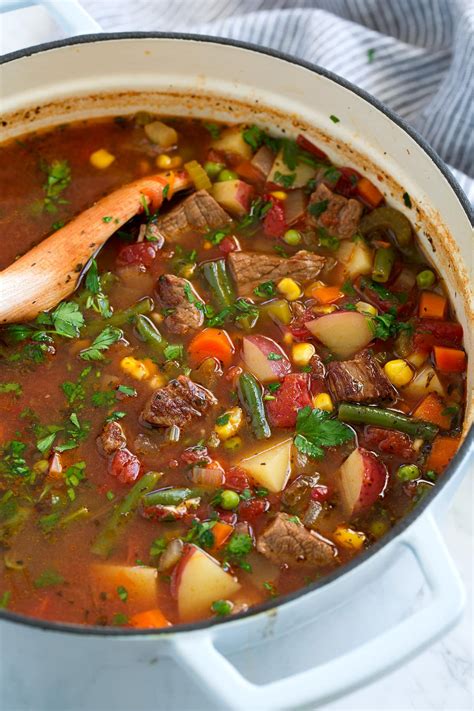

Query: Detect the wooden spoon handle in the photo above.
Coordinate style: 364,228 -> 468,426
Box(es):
0,171 -> 190,324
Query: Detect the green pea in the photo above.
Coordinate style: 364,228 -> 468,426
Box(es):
416,269 -> 435,289
217,169 -> 238,182
204,161 -> 224,178
397,464 -> 420,481
219,490 -> 240,510
283,229 -> 302,246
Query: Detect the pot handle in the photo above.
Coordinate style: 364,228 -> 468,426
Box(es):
1,0 -> 101,35
172,512 -> 465,710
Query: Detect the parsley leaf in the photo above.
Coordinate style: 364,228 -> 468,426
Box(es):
79,326 -> 122,361
185,519 -> 216,548
204,122 -> 221,139
317,227 -> 340,251
268,352 -> 283,361
40,159 -> 71,213
0,383 -> 22,397
164,344 -> 184,361
309,200 -> 329,218
369,311 -> 413,341
294,406 -> 354,459
367,48 -> 376,63
211,599 -> 232,616
150,537 -> 167,557
403,192 -> 412,208
0,440 -> 31,478
34,568 -> 64,588
84,260 -> 113,319
253,281 -> 276,298
50,301 -> 84,338
242,124 -> 264,150
329,115 -> 340,124
273,171 -> 296,188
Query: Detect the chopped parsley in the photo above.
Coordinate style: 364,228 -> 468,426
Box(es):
207,228 -> 230,246
0,440 -> 31,478
34,568 -> 64,588
341,280 -> 356,296
84,260 -> 113,319
225,533 -> 253,572
323,166 -> 342,183
242,124 -> 264,150
211,599 -> 232,616
34,301 -> 85,339
0,591 -> 11,609
91,390 -> 116,408
403,192 -> 412,208
216,413 -> 231,426
238,197 -> 272,232
253,281 -> 276,298
329,115 -> 340,123
317,227 -> 340,251
367,48 -> 376,63
309,199 -> 329,218
369,311 -> 413,340
63,461 -> 86,501
294,406 -> 354,459
61,367 -> 92,406
263,581 -> 278,597
164,344 -> 184,361
112,613 -> 129,626
273,171 -> 296,188
150,537 -> 167,557
185,519 -> 216,548
79,326 -> 122,361
102,216 -> 113,223
0,383 -> 22,396
117,585 -> 128,602
267,352 -> 283,361
204,122 -> 221,139
117,385 -> 137,397
40,159 -> 71,213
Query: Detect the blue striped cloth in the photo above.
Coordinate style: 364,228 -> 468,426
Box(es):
82,0 -> 473,204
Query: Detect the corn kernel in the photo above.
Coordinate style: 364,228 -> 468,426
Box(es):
277,277 -> 302,301
156,154 -> 172,169
383,359 -> 413,387
312,392 -> 334,412
283,332 -> 294,345
333,526 -> 366,551
90,148 -> 115,169
312,304 -> 337,315
214,407 -> 243,440
356,301 -> 378,316
120,356 -> 152,381
406,350 -> 428,368
223,436 -> 242,451
270,191 -> 287,200
292,342 -> 315,367
203,240 -> 213,250
304,280 -> 325,297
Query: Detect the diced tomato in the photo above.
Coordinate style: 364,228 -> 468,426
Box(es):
362,427 -> 416,461
334,167 -> 361,198
288,308 -> 316,340
218,235 -> 239,254
296,134 -> 329,161
262,195 -> 287,238
225,467 -> 251,492
412,319 -> 464,351
355,276 -> 407,314
116,242 -> 160,268
180,446 -> 211,466
266,373 -> 312,428
109,448 -> 141,484
141,504 -> 186,521
217,511 -> 238,526
310,484 -> 332,502
239,498 -> 270,522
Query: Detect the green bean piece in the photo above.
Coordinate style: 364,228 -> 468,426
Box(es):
359,207 -> 413,247
337,403 -> 438,441
85,297 -> 154,337
91,470 -> 162,557
201,260 -> 235,310
141,487 -> 200,507
135,314 -> 167,353
372,246 -> 396,283
238,372 -> 271,440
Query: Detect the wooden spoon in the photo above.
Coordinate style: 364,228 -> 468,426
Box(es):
0,171 -> 190,324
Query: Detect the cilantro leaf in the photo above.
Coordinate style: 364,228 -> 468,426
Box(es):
294,406 -> 354,459
79,326 -> 122,361
50,301 -> 84,338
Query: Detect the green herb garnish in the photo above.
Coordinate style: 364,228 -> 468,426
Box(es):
294,406 -> 354,459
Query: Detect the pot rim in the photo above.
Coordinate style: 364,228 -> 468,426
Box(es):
0,31 -> 472,638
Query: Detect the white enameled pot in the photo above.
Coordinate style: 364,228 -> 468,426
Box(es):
0,14 -> 473,711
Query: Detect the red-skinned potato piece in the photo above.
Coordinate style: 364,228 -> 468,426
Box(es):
212,179 -> 254,217
242,335 -> 291,383
306,311 -> 373,360
337,447 -> 388,517
266,373 -> 312,427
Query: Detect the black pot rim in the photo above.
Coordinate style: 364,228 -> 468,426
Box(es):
0,31 -> 472,638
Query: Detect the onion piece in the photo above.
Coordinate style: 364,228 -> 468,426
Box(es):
144,120 -> 178,148
250,145 -> 275,179
158,538 -> 184,572
191,464 -> 225,488
283,189 -> 307,226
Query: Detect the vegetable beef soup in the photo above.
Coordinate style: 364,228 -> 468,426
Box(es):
0,115 -> 467,627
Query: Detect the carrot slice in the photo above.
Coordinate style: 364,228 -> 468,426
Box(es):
311,285 -> 343,304
426,436 -> 461,473
433,346 -> 466,373
129,608 -> 171,629
212,521 -> 234,550
188,328 -> 235,368
413,393 -> 452,429
418,292 -> 447,319
357,177 -> 384,208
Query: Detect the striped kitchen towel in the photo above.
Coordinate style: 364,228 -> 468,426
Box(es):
82,0 -> 473,204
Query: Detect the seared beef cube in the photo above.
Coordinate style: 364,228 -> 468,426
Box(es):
326,350 -> 395,403
141,375 -> 217,429
97,420 -> 126,455
308,183 -> 363,240
228,250 -> 325,297
257,513 -> 336,568
156,189 -> 231,241
156,274 -> 204,334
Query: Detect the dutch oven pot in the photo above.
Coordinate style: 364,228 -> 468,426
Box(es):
0,21 -> 473,711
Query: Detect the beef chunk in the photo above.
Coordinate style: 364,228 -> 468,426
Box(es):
141,375 -> 217,429
156,189 -> 231,241
98,420 -> 126,455
326,350 -> 395,403
228,250 -> 325,297
156,274 -> 204,334
308,183 -> 363,240
257,513 -> 336,568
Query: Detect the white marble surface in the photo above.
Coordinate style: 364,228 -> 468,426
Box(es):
1,6 -> 472,710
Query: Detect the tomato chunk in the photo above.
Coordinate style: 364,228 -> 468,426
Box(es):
239,498 -> 270,522
266,373 -> 312,428
262,196 -> 287,238
116,242 -> 160,268
362,427 -> 416,461
109,448 -> 141,484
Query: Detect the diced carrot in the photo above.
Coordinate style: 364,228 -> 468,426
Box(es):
426,436 -> 461,473
130,608 -> 171,629
357,177 -> 384,208
212,521 -> 234,550
433,346 -> 466,373
235,160 -> 264,183
188,328 -> 235,368
418,292 -> 447,320
413,393 -> 452,430
311,285 -> 343,304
